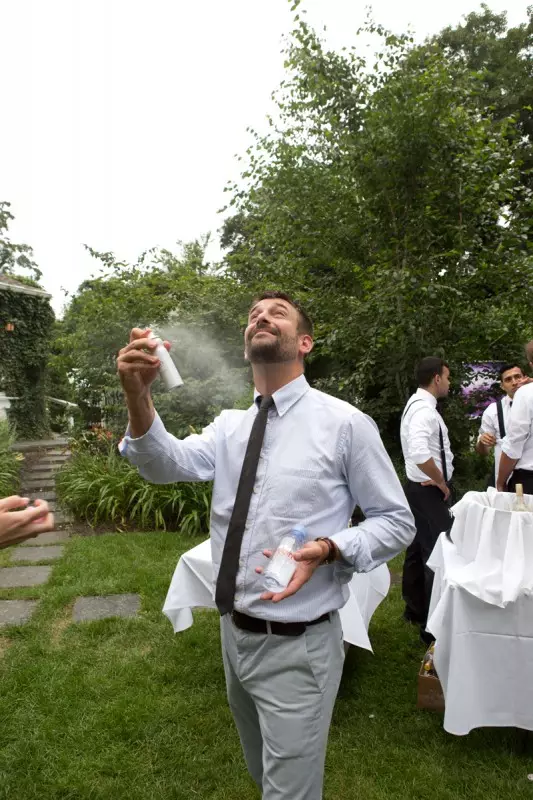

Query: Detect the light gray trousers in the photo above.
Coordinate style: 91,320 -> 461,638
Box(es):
220,611 -> 345,800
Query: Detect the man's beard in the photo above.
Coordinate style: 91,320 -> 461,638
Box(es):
246,329 -> 299,364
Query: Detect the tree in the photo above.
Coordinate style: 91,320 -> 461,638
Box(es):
0,203 -> 53,438
222,10 -> 533,477
0,202 -> 42,282
56,242 -> 251,437
408,5 -> 533,195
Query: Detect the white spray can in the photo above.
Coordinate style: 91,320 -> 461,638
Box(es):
148,331 -> 184,390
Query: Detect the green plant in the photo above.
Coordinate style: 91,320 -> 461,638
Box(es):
0,420 -> 22,496
68,424 -> 116,457
56,448 -> 212,534
0,203 -> 54,439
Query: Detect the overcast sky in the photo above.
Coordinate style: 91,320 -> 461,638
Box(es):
1,0 -> 530,314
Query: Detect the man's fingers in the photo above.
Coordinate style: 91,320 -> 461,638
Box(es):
255,566 -> 264,574
24,502 -> 51,523
262,549 -> 273,558
269,578 -> 303,603
118,350 -> 159,367
0,496 -> 29,513
9,504 -> 50,527
292,543 -> 323,562
120,338 -> 157,357
129,327 -> 152,342
262,573 -> 307,603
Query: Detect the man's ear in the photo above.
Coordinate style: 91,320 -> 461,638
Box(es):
300,335 -> 314,356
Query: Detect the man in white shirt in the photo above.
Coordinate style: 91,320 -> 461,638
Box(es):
117,290 -> 414,800
400,357 -> 454,644
475,364 -> 524,485
497,377 -> 533,494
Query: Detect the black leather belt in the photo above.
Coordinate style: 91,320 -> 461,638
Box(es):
231,610 -> 330,636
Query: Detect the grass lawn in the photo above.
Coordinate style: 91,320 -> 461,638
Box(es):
0,534 -> 531,799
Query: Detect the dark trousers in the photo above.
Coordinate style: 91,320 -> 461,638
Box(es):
507,469 -> 533,495
402,481 -> 452,627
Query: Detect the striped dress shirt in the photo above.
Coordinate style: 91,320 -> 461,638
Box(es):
119,375 -> 414,622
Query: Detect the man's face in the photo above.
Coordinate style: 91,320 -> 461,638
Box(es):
244,298 -> 312,364
435,366 -> 450,398
501,367 -> 523,398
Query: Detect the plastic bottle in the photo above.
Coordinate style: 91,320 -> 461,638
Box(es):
263,525 -> 307,592
513,483 -> 530,512
149,332 -> 184,391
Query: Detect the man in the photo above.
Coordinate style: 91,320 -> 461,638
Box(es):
400,356 -> 454,645
497,381 -> 533,494
117,290 -> 414,800
476,364 -> 524,485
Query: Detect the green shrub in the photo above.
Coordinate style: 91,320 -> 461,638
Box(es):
56,446 -> 211,534
0,420 -> 22,497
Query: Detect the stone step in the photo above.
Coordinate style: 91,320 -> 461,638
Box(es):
13,440 -> 69,453
20,531 -> 70,546
25,458 -> 67,468
53,513 -> 72,526
11,545 -> 64,563
0,600 -> 39,627
22,475 -> 57,487
30,458 -> 69,469
72,594 -> 140,622
22,490 -> 57,503
0,566 -> 52,588
21,471 -> 58,482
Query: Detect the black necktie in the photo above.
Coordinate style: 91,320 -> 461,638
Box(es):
215,395 -> 275,615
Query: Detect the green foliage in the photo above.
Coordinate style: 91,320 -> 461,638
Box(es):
0,204 -> 55,439
222,9 -> 533,467
0,201 -> 42,282
413,5 -> 533,189
55,241 -> 251,437
56,445 -> 212,534
0,290 -> 54,440
0,420 -> 22,496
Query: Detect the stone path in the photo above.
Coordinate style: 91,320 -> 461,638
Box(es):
11,545 -> 64,563
73,594 -> 140,622
0,600 -> 39,626
15,437 -> 72,528
0,437 -> 141,629
0,540 -> 142,627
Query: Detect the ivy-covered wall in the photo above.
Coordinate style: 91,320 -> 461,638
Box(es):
0,289 -> 55,440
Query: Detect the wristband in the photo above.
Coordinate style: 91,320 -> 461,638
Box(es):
315,537 -> 337,565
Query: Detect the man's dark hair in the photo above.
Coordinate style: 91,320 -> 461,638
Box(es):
416,356 -> 449,388
499,363 -> 523,380
250,291 -> 314,336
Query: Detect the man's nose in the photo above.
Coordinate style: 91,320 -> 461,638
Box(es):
256,311 -> 271,326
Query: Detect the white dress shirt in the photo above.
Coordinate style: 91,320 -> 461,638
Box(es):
477,395 -> 512,480
400,388 -> 454,483
119,375 -> 414,623
501,383 -> 533,470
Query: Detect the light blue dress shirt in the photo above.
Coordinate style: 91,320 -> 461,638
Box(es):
120,375 -> 415,622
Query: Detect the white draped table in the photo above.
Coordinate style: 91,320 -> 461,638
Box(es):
163,538 -> 390,652
427,488 -> 533,735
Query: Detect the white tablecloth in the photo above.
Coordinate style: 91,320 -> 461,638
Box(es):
448,488 -> 533,607
427,534 -> 533,735
163,538 -> 390,652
